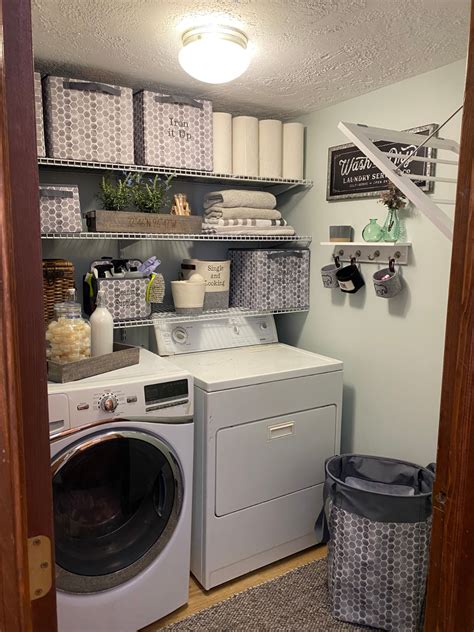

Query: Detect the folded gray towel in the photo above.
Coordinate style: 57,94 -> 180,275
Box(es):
204,218 -> 287,227
202,224 -> 296,236
204,207 -> 282,220
204,189 -> 277,210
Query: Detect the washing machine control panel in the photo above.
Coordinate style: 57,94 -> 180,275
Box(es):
48,375 -> 193,437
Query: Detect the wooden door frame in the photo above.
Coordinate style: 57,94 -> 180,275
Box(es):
0,0 -> 57,630
424,2 -> 474,630
0,0 -> 473,630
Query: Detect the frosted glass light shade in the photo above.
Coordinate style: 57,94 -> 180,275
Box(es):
178,25 -> 250,84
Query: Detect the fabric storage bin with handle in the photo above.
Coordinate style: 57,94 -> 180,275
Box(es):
43,76 -> 134,163
34,72 -> 46,157
229,248 -> 310,310
42,259 -> 75,325
39,184 -> 82,234
134,90 -> 213,170
317,454 -> 435,632
94,278 -> 151,321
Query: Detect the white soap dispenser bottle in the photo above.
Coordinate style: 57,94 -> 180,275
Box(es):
90,290 -> 114,357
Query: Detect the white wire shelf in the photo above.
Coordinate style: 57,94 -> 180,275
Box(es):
42,231 -> 312,243
113,306 -> 309,329
38,157 -> 313,192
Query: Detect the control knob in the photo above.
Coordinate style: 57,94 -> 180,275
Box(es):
99,394 -> 118,413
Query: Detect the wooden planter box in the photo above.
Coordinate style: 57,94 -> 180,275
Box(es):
86,210 -> 202,234
47,343 -> 140,383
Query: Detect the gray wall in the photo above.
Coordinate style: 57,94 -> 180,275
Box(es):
278,59 -> 466,465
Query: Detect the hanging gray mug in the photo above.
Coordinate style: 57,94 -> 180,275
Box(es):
321,256 -> 341,288
373,259 -> 402,298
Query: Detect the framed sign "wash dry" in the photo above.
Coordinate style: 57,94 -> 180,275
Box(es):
327,123 -> 438,201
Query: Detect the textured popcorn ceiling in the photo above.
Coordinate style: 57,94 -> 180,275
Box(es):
32,0 -> 469,119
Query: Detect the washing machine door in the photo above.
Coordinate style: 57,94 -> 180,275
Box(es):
52,428 -> 183,593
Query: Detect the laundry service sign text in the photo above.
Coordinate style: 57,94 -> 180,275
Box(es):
326,124 -> 438,201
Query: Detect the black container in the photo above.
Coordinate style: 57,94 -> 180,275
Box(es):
336,261 -> 365,293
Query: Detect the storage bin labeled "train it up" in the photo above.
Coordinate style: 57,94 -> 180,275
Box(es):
134,90 -> 213,171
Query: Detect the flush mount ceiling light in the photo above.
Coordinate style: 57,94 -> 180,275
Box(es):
178,25 -> 250,84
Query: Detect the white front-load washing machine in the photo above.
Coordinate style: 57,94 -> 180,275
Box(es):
48,350 -> 194,632
154,315 -> 343,590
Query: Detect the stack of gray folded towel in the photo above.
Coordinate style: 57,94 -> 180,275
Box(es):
202,189 -> 296,236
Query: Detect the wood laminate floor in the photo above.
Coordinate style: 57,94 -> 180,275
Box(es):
143,545 -> 328,631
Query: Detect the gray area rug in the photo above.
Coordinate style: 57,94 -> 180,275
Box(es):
163,558 -> 377,631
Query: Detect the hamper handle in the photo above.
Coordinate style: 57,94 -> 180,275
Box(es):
63,80 -> 121,96
267,250 -> 305,260
40,188 -> 74,199
154,94 -> 204,109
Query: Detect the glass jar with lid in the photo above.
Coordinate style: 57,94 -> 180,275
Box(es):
46,289 -> 91,362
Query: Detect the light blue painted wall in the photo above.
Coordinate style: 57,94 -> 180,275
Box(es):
278,59 -> 466,465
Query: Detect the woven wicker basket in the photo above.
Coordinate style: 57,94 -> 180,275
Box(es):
42,259 -> 75,325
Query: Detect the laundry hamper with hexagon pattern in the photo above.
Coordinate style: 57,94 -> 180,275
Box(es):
317,454 -> 435,632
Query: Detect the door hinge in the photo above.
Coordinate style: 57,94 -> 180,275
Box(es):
27,535 -> 52,600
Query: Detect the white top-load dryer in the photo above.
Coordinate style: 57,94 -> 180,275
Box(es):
154,314 -> 343,590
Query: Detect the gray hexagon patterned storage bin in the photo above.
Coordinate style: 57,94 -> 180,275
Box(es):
43,76 -> 134,163
318,454 -> 435,632
34,72 -> 45,157
134,91 -> 213,171
229,248 -> 310,311
39,184 -> 82,234
96,278 -> 151,321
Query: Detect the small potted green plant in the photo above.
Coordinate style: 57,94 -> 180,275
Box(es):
379,183 -> 407,242
86,173 -> 202,234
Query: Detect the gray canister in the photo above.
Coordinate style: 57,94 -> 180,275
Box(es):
373,266 -> 402,298
181,259 -> 230,310
321,261 -> 341,288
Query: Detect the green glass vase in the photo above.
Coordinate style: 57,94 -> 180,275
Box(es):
382,208 -> 401,242
362,218 -> 383,242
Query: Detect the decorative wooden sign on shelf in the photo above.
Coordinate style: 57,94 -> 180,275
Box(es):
326,123 -> 438,201
85,210 -> 202,234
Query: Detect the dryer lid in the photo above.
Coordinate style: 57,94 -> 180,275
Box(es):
169,343 -> 343,392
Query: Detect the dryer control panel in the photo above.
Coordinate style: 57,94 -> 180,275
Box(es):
154,314 -> 278,356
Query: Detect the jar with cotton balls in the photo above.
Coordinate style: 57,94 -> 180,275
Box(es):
46,288 -> 91,363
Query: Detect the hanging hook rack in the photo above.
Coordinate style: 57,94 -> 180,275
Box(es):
321,242 -> 411,265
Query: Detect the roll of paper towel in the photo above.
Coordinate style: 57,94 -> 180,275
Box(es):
259,119 -> 282,178
213,112 -> 232,174
232,116 -> 259,177
283,122 -> 305,180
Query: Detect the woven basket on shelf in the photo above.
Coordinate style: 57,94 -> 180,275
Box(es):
42,259 -> 75,325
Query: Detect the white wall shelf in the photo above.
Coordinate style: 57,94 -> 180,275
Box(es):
38,157 -> 313,194
42,232 -> 312,244
320,242 -> 412,265
113,306 -> 309,329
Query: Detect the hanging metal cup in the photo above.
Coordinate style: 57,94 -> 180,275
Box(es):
373,258 -> 403,298
321,255 -> 341,288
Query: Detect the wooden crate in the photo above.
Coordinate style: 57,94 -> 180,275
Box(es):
86,210 -> 202,234
47,343 -> 140,383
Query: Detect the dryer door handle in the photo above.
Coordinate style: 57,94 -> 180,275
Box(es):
268,421 -> 295,440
